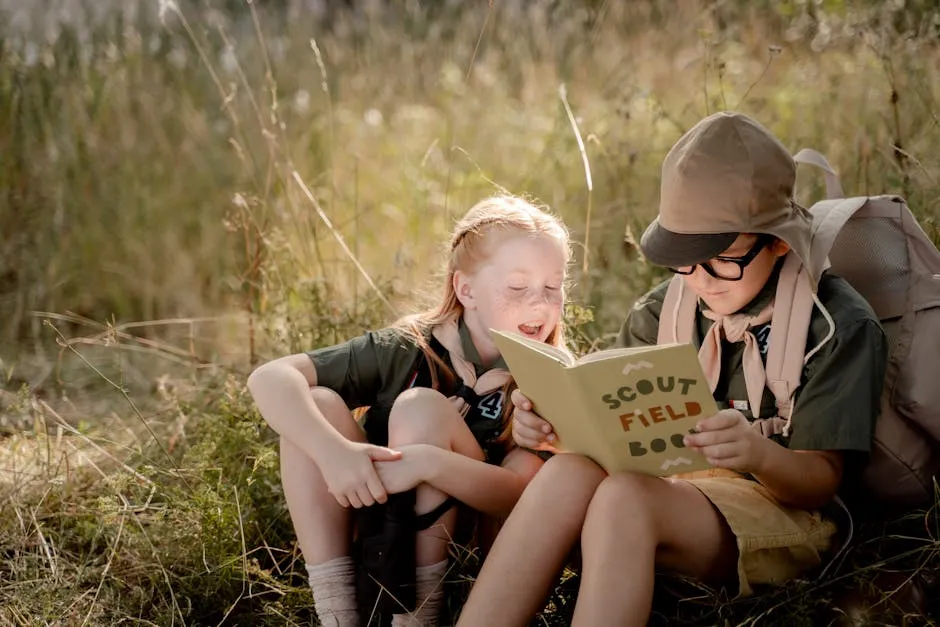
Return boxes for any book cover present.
[491,329,716,476]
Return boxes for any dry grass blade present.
[43,322,191,493]
[81,511,127,627]
[216,485,249,626]
[559,83,594,288]
[290,170,396,315]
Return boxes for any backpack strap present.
[793,148,845,199]
[764,254,815,422]
[763,197,869,430]
[810,197,869,272]
[657,275,697,345]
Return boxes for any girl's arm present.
[247,354,344,458]
[247,355,399,507]
[425,446,544,518]
[376,445,544,518]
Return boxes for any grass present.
[2,0,940,624]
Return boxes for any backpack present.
[657,148,940,509]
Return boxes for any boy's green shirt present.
[617,266,888,460]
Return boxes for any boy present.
[456,112,888,627]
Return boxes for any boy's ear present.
[771,238,791,257]
[453,270,477,309]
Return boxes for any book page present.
[490,330,600,455]
[552,343,717,476]
[574,342,669,365]
[489,329,575,366]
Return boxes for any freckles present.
[491,294,517,312]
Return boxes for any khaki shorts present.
[677,468,838,597]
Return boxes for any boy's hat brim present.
[641,111,819,285]
[639,220,738,268]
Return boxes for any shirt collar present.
[458,317,508,371]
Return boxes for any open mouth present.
[518,322,543,338]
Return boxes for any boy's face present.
[680,234,790,315]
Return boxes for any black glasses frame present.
[668,234,774,281]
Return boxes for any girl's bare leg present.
[387,388,486,626]
[456,454,608,627]
[387,387,485,566]
[280,387,365,564]
[280,387,366,627]
[572,473,738,627]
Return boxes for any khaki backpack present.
[657,148,940,509]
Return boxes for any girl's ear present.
[453,270,477,309]
[770,238,791,258]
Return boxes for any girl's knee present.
[388,387,458,442]
[309,387,362,441]
[391,386,450,412]
[309,386,350,418]
[582,474,660,550]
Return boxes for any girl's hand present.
[510,389,560,453]
[683,409,771,474]
[319,441,401,508]
[373,444,437,495]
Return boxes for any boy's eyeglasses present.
[668,235,773,281]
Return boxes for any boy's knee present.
[535,454,609,501]
[593,473,656,514]
[542,453,605,479]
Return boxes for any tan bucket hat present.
[640,111,813,275]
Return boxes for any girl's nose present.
[531,288,558,306]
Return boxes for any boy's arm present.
[752,445,843,509]
[685,409,844,509]
[765,315,887,508]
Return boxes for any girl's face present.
[456,232,567,347]
[680,233,790,315]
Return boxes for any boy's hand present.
[510,389,560,453]
[320,441,402,508]
[683,409,770,474]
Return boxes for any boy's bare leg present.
[456,454,608,627]
[572,473,738,627]
[280,387,366,564]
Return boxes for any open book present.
[491,329,717,476]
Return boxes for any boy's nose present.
[690,265,716,284]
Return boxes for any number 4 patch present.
[477,391,504,420]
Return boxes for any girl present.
[456,113,887,626]
[247,195,571,627]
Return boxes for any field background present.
[1,0,939,625]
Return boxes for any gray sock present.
[306,556,359,627]
[391,559,448,627]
